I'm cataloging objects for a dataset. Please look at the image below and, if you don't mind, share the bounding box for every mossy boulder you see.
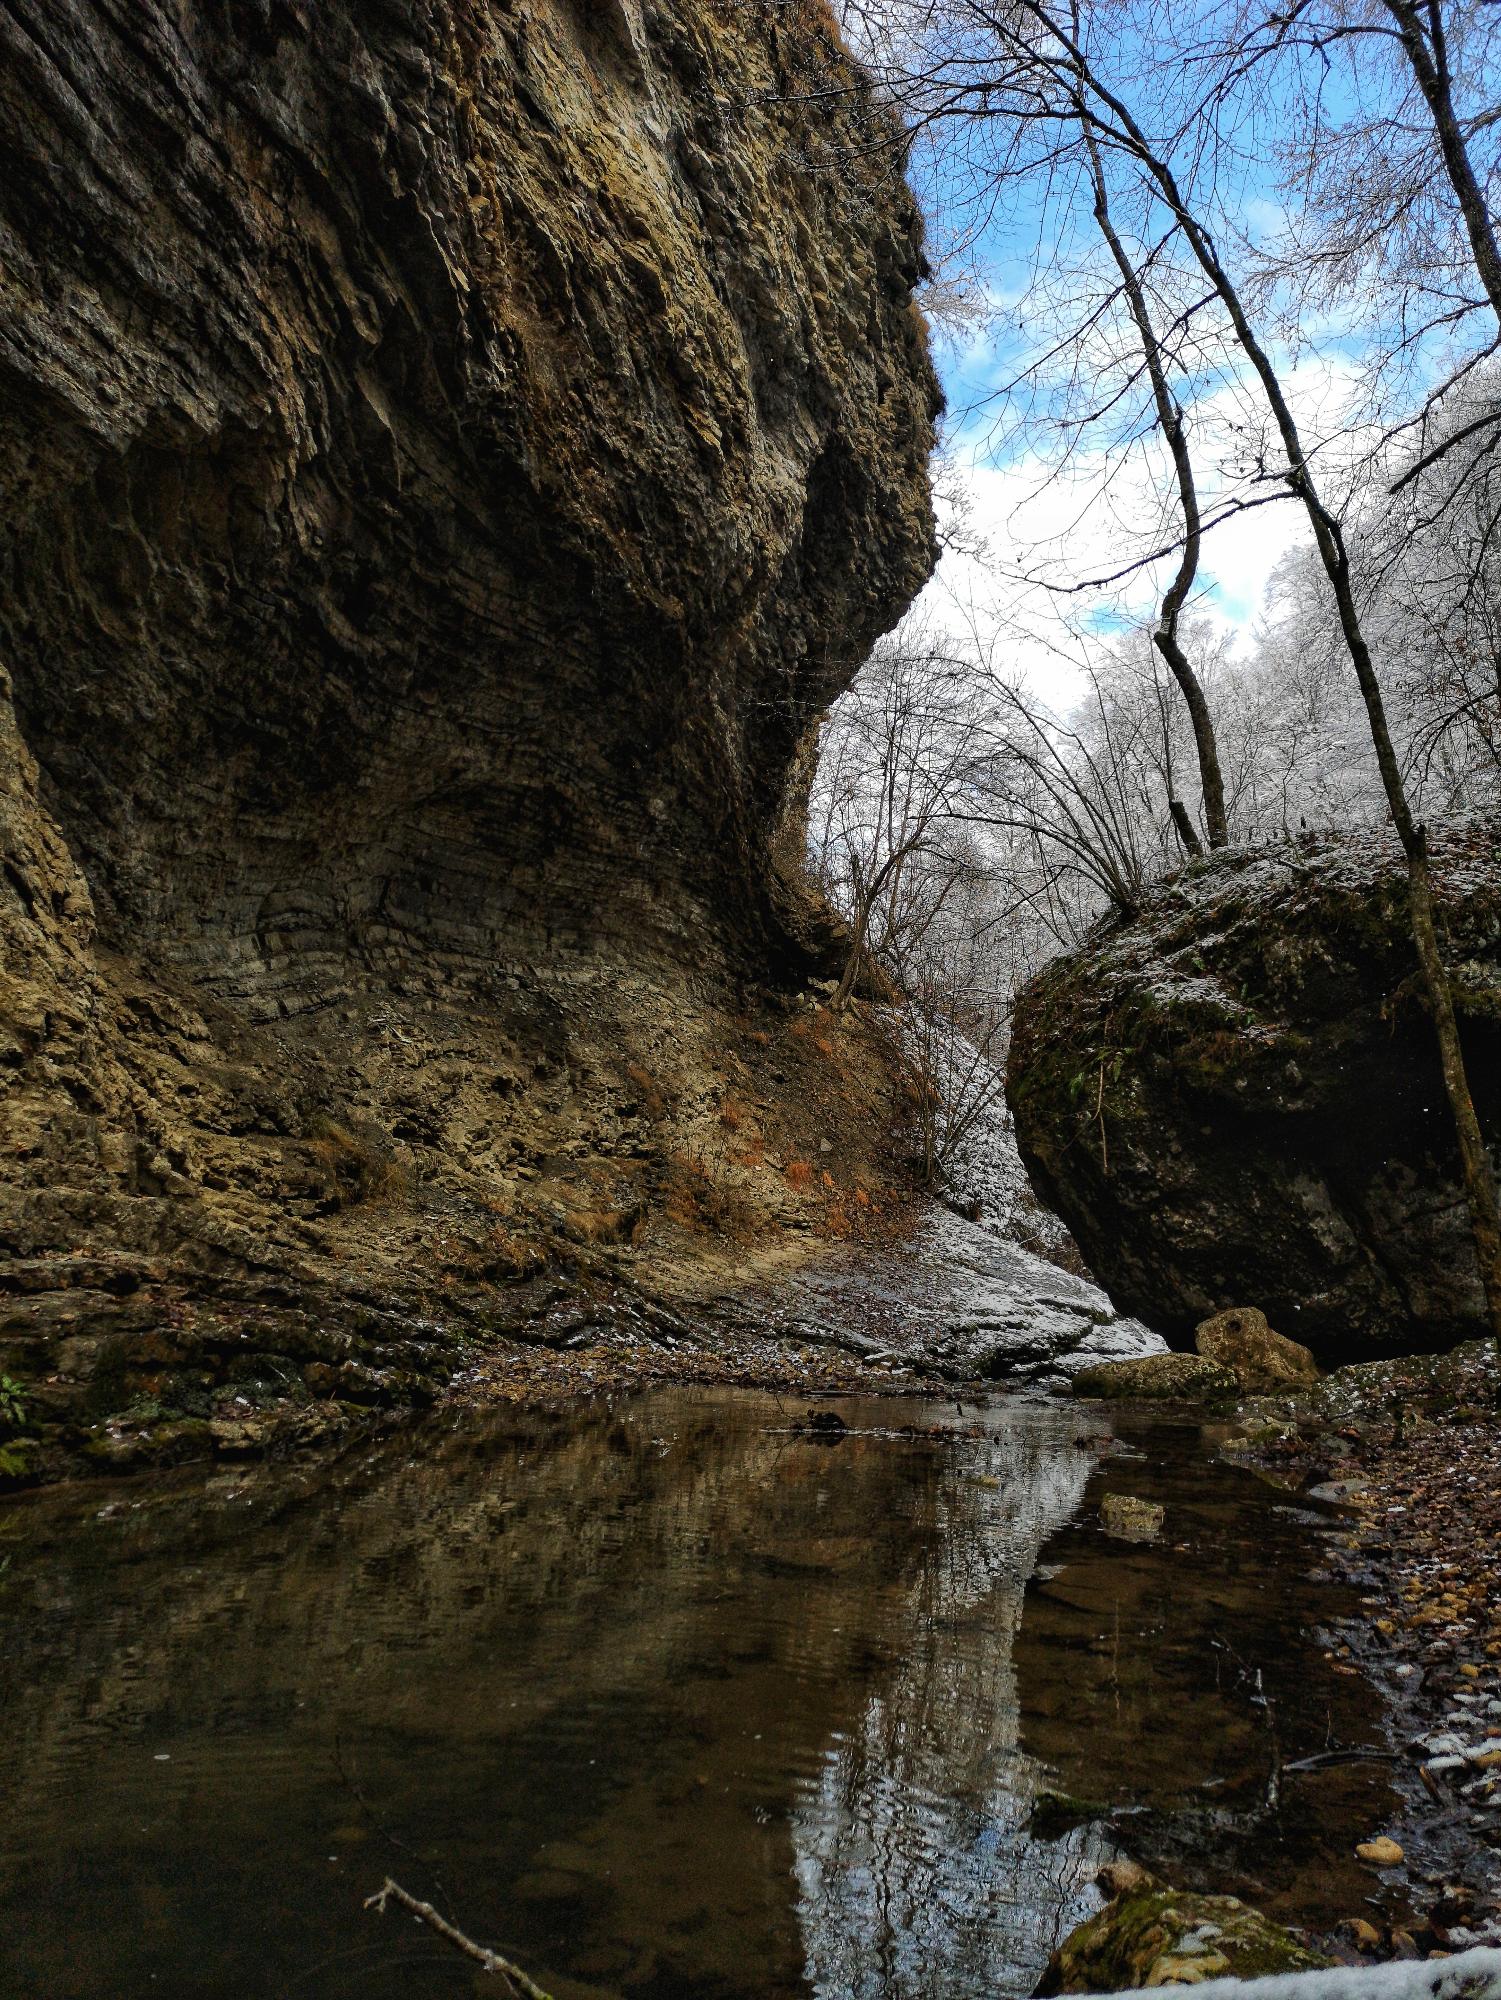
[1007,826,1501,1364]
[1037,1878,1333,1992]
[1072,1353,1238,1403]
[1195,1307,1319,1392]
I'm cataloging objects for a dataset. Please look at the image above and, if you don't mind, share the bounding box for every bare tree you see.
[810,620,990,1013]
[1077,104,1230,849]
[818,0,1501,1329]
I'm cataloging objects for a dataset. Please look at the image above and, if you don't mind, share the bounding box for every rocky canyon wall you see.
[0,0,940,1464]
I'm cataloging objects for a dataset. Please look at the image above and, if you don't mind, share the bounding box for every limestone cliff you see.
[0,0,939,1463]
[1006,827,1501,1363]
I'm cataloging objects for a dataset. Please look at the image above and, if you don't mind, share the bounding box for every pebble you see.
[1341,1918,1383,1950]
[1357,1837,1405,1867]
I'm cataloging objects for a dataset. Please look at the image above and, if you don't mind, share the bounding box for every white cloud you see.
[915,341,1373,714]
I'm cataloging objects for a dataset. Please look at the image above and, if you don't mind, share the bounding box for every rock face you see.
[1007,828,1501,1363]
[0,0,938,1452]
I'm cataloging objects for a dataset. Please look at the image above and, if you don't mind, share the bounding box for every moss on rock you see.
[1072,1353,1239,1404]
[1037,1880,1333,1992]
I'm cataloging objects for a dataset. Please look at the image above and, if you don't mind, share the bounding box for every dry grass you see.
[661,1151,755,1240]
[625,1062,668,1121]
[563,1205,634,1246]
[484,1225,550,1280]
[783,1157,813,1191]
[306,1117,411,1208]
[719,1096,745,1131]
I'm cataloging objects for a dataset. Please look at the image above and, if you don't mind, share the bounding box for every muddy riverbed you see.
[0,1388,1417,1998]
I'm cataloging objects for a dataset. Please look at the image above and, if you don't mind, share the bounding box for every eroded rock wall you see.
[0,0,939,1457]
[1006,828,1501,1362]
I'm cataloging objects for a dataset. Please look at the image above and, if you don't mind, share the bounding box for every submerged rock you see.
[1099,1492,1165,1541]
[1037,1876,1333,1992]
[1072,1353,1238,1403]
[1007,827,1501,1364]
[1195,1308,1319,1392]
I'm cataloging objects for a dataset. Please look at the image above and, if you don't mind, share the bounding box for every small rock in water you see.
[1100,1493,1165,1542]
[1038,1875,1331,1992]
[1356,1836,1405,1867]
[802,1407,846,1437]
[1096,1859,1154,1898]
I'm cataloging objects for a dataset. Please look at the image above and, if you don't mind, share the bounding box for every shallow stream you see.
[0,1389,1407,1997]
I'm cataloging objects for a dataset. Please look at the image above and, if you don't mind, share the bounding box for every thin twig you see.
[364,1879,553,1999]
[1281,1747,1402,1773]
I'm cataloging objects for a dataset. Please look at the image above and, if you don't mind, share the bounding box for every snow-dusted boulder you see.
[1006,826,1501,1365]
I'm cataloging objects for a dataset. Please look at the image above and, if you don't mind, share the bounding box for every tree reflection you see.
[793,1429,1108,1997]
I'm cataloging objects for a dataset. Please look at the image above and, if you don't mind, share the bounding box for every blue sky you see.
[861,0,1499,709]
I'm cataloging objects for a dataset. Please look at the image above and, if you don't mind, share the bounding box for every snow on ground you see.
[937,1063,1076,1259]
[790,1016,1171,1383]
[1100,1946,1501,2000]
[753,1033,1164,1383]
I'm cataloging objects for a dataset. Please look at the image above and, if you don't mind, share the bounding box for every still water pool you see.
[0,1389,1403,1997]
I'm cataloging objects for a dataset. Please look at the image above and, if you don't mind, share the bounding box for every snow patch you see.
[1098,1946,1501,2000]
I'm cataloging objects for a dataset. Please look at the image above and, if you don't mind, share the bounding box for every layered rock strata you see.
[0,0,939,1461]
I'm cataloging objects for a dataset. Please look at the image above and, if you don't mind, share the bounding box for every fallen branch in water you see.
[363,1877,553,1998]
[1281,1747,1402,1774]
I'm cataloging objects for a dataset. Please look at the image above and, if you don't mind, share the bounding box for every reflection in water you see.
[0,1390,1396,1999]
[793,1433,1104,1997]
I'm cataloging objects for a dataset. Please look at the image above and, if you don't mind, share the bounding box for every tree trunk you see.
[1168,797,1205,857]
[1381,0,1501,325]
[1404,832,1501,1339]
[1081,113,1231,848]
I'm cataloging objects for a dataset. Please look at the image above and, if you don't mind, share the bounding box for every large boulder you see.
[1007,828,1501,1364]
